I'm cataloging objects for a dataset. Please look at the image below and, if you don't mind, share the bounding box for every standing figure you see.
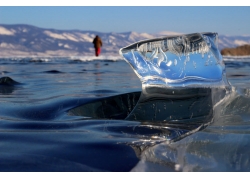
[93,35,103,57]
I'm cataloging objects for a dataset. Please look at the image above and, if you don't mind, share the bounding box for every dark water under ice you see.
[1,56,250,172]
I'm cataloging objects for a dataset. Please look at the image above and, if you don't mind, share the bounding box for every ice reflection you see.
[68,86,227,143]
[130,86,250,172]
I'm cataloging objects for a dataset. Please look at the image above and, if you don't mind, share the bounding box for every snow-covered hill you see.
[1,24,250,57]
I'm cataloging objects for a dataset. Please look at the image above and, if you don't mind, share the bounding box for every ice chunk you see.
[119,32,229,88]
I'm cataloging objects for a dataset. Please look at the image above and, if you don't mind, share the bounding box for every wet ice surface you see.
[0,56,250,171]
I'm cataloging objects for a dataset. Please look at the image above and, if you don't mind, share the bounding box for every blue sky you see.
[0,3,250,36]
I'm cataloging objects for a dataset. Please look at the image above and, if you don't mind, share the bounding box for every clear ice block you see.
[119,32,228,88]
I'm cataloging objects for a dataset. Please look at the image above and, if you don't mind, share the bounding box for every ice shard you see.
[119,32,228,88]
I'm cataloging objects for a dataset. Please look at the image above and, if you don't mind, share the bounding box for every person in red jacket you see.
[93,35,103,57]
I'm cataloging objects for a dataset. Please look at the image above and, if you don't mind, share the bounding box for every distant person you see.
[93,35,103,57]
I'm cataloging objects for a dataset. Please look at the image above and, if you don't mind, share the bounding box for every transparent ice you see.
[119,32,228,88]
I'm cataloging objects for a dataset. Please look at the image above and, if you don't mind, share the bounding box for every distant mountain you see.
[219,35,250,51]
[1,24,250,57]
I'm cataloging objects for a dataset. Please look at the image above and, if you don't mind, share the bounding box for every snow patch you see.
[0,26,15,35]
[140,33,155,39]
[64,44,70,49]
[22,29,28,33]
[234,40,250,46]
[44,31,67,40]
[109,36,116,40]
[62,33,79,42]
[90,34,95,38]
[76,33,93,42]
[218,39,231,46]
[44,31,79,42]
[0,43,15,48]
